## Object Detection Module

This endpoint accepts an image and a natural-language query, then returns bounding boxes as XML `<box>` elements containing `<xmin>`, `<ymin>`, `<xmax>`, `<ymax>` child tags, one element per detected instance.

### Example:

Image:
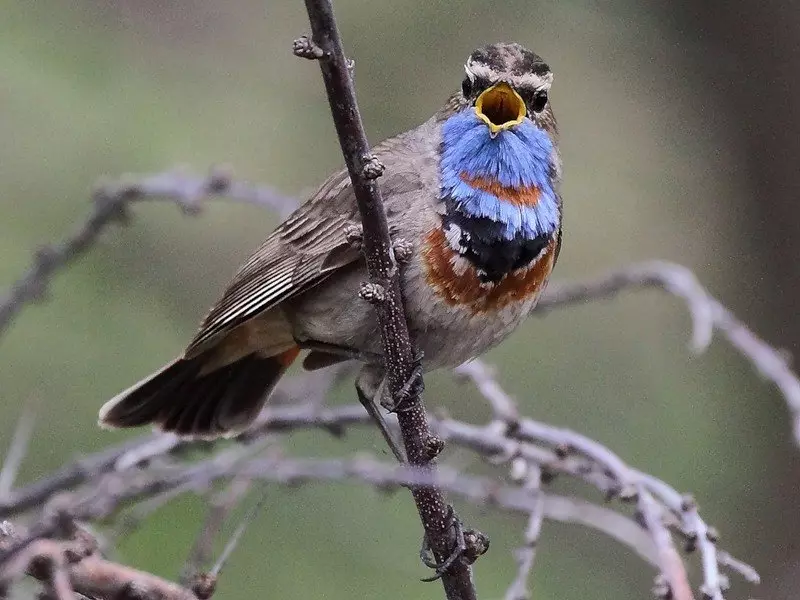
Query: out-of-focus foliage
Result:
<box><xmin>1</xmin><ymin>2</ymin><xmax>796</xmax><ymax>599</ymax></box>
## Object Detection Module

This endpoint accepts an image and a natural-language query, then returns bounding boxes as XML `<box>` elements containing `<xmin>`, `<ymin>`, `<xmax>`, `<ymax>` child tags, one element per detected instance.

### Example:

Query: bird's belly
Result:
<box><xmin>403</xmin><ymin>265</ymin><xmax>542</xmax><ymax>370</ymax></box>
<box><xmin>288</xmin><ymin>234</ymin><xmax>554</xmax><ymax>369</ymax></box>
<box><xmin>407</xmin><ymin>306</ymin><xmax>531</xmax><ymax>370</ymax></box>
<box><xmin>404</xmin><ymin>229</ymin><xmax>558</xmax><ymax>368</ymax></box>
<box><xmin>290</xmin><ymin>278</ymin><xmax>532</xmax><ymax>371</ymax></box>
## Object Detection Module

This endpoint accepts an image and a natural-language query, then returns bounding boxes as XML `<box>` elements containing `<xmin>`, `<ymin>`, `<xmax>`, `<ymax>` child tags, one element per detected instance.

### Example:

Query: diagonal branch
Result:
<box><xmin>294</xmin><ymin>2</ymin><xmax>479</xmax><ymax>598</ymax></box>
<box><xmin>538</xmin><ymin>260</ymin><xmax>800</xmax><ymax>446</ymax></box>
<box><xmin>455</xmin><ymin>359</ymin><xmax>746</xmax><ymax>599</ymax></box>
<box><xmin>0</xmin><ymin>167</ymin><xmax>296</xmax><ymax>339</ymax></box>
<box><xmin>503</xmin><ymin>464</ymin><xmax>544</xmax><ymax>600</ymax></box>
<box><xmin>0</xmin><ymin>401</ymin><xmax>37</xmax><ymax>502</ymax></box>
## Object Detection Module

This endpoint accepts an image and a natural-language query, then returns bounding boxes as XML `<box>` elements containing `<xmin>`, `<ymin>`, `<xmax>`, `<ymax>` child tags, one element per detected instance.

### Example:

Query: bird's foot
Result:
<box><xmin>419</xmin><ymin>506</ymin><xmax>466</xmax><ymax>582</ymax></box>
<box><xmin>296</xmin><ymin>339</ymin><xmax>382</xmax><ymax>364</ymax></box>
<box><xmin>380</xmin><ymin>349</ymin><xmax>425</xmax><ymax>413</ymax></box>
<box><xmin>355</xmin><ymin>379</ymin><xmax>406</xmax><ymax>463</ymax></box>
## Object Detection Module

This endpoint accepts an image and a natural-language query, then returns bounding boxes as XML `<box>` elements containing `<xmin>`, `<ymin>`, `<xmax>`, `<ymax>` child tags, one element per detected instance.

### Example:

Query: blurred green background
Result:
<box><xmin>2</xmin><ymin>1</ymin><xmax>799</xmax><ymax>598</ymax></box>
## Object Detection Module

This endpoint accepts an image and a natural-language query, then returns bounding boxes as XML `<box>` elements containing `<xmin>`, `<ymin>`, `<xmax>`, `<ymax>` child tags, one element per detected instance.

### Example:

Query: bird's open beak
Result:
<box><xmin>474</xmin><ymin>82</ymin><xmax>526</xmax><ymax>136</ymax></box>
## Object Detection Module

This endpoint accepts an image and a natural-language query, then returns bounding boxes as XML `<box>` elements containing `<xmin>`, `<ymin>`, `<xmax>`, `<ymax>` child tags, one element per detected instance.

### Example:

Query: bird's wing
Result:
<box><xmin>185</xmin><ymin>167</ymin><xmax>361</xmax><ymax>356</ymax></box>
<box><xmin>184</xmin><ymin>118</ymin><xmax>441</xmax><ymax>358</ymax></box>
<box><xmin>186</xmin><ymin>120</ymin><xmax>438</xmax><ymax>356</ymax></box>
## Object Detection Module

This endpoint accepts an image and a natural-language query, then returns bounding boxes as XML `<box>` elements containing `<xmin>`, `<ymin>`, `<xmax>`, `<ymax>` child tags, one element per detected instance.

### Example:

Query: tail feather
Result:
<box><xmin>99</xmin><ymin>348</ymin><xmax>299</xmax><ymax>439</ymax></box>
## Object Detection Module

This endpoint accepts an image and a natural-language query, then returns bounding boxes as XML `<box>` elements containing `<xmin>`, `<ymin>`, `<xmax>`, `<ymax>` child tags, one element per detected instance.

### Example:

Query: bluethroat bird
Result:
<box><xmin>100</xmin><ymin>42</ymin><xmax>562</xmax><ymax>446</ymax></box>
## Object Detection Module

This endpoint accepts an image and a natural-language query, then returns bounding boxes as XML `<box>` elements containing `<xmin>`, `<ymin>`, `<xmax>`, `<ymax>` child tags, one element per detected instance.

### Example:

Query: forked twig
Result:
<box><xmin>539</xmin><ymin>261</ymin><xmax>800</xmax><ymax>445</ymax></box>
<box><xmin>0</xmin><ymin>167</ymin><xmax>296</xmax><ymax>339</ymax></box>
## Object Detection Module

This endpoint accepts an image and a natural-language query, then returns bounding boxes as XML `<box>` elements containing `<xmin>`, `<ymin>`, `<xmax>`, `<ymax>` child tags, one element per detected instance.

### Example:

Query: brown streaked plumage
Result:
<box><xmin>99</xmin><ymin>42</ymin><xmax>562</xmax><ymax>440</ymax></box>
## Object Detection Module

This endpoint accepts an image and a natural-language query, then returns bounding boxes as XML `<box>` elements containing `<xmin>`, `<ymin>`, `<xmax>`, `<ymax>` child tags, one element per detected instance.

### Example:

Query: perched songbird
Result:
<box><xmin>99</xmin><ymin>42</ymin><xmax>563</xmax><ymax>441</ymax></box>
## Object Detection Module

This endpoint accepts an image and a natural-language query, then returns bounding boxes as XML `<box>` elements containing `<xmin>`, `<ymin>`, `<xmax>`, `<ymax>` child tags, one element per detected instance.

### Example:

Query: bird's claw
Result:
<box><xmin>381</xmin><ymin>349</ymin><xmax>425</xmax><ymax>413</ymax></box>
<box><xmin>419</xmin><ymin>506</ymin><xmax>466</xmax><ymax>582</ymax></box>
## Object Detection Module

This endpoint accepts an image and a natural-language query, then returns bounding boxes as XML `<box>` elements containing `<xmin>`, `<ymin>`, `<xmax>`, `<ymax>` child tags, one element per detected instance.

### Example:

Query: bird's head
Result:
<box><xmin>442</xmin><ymin>42</ymin><xmax>556</xmax><ymax>138</ymax></box>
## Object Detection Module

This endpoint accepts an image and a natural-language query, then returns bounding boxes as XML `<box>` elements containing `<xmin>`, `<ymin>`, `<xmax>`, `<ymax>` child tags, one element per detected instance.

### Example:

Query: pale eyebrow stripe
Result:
<box><xmin>512</xmin><ymin>72</ymin><xmax>553</xmax><ymax>90</ymax></box>
<box><xmin>465</xmin><ymin>62</ymin><xmax>553</xmax><ymax>91</ymax></box>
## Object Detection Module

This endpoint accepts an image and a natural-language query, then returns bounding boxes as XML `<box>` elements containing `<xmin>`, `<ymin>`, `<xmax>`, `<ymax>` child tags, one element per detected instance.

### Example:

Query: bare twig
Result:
<box><xmin>0</xmin><ymin>401</ymin><xmax>37</xmax><ymax>501</ymax></box>
<box><xmin>4</xmin><ymin>457</ymin><xmax>637</xmax><ymax>556</ymax></box>
<box><xmin>504</xmin><ymin>465</ymin><xmax>545</xmax><ymax>600</ymax></box>
<box><xmin>636</xmin><ymin>485</ymin><xmax>694</xmax><ymax>600</ymax></box>
<box><xmin>681</xmin><ymin>500</ymin><xmax>724</xmax><ymax>600</ymax></box>
<box><xmin>4</xmin><ymin>454</ymin><xmax>695</xmax><ymax>593</ymax></box>
<box><xmin>455</xmin><ymin>359</ymin><xmax>749</xmax><ymax>598</ymax></box>
<box><xmin>538</xmin><ymin>260</ymin><xmax>800</xmax><ymax>445</ymax></box>
<box><xmin>459</xmin><ymin>358</ymin><xmax>689</xmax><ymax>599</ymax></box>
<box><xmin>0</xmin><ymin>167</ymin><xmax>296</xmax><ymax>339</ymax></box>
<box><xmin>67</xmin><ymin>556</ymin><xmax>199</xmax><ymax>600</ymax></box>
<box><xmin>296</xmin><ymin>2</ymin><xmax>477</xmax><ymax>598</ymax></box>
<box><xmin>716</xmin><ymin>549</ymin><xmax>760</xmax><ymax>585</ymax></box>
<box><xmin>183</xmin><ymin>479</ymin><xmax>252</xmax><ymax>583</ymax></box>
<box><xmin>0</xmin><ymin>435</ymin><xmax>156</xmax><ymax>519</ymax></box>
<box><xmin>208</xmin><ymin>485</ymin><xmax>269</xmax><ymax>578</ymax></box>
<box><xmin>179</xmin><ymin>479</ymin><xmax>266</xmax><ymax>600</ymax></box>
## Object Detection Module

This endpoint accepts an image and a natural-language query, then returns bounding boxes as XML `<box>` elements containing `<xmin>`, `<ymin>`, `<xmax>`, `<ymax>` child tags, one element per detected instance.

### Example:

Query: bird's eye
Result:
<box><xmin>531</xmin><ymin>91</ymin><xmax>548</xmax><ymax>113</ymax></box>
<box><xmin>461</xmin><ymin>77</ymin><xmax>473</xmax><ymax>98</ymax></box>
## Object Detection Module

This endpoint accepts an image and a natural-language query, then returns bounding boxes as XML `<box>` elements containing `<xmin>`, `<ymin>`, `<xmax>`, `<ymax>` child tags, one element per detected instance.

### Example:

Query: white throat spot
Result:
<box><xmin>443</xmin><ymin>222</ymin><xmax>469</xmax><ymax>255</ymax></box>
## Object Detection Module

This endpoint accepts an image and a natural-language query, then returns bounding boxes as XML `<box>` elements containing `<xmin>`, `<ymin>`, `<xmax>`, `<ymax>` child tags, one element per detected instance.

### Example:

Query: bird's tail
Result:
<box><xmin>98</xmin><ymin>347</ymin><xmax>300</xmax><ymax>439</ymax></box>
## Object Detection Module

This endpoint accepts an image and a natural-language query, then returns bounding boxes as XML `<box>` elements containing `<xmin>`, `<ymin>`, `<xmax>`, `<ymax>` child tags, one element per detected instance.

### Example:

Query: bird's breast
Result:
<box><xmin>421</xmin><ymin>226</ymin><xmax>558</xmax><ymax>314</ymax></box>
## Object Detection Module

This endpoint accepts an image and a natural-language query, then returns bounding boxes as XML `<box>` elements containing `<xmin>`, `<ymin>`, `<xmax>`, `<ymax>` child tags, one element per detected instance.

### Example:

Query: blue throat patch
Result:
<box><xmin>440</xmin><ymin>109</ymin><xmax>559</xmax><ymax>241</ymax></box>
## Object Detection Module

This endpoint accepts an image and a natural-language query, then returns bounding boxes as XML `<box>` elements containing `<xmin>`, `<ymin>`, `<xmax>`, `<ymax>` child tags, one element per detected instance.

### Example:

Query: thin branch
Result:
<box><xmin>681</xmin><ymin>501</ymin><xmax>724</xmax><ymax>600</ymax></box>
<box><xmin>636</xmin><ymin>485</ymin><xmax>694</xmax><ymax>600</ymax></box>
<box><xmin>0</xmin><ymin>401</ymin><xmax>37</xmax><ymax>501</ymax></box>
<box><xmin>455</xmin><ymin>358</ymin><xmax>748</xmax><ymax>598</ymax></box>
<box><xmin>209</xmin><ymin>485</ymin><xmax>270</xmax><ymax>578</ymax></box>
<box><xmin>716</xmin><ymin>550</ymin><xmax>760</xmax><ymax>585</ymax></box>
<box><xmin>67</xmin><ymin>556</ymin><xmax>199</xmax><ymax>600</ymax></box>
<box><xmin>14</xmin><ymin>454</ymin><xmax>692</xmax><ymax>589</ymax></box>
<box><xmin>178</xmin><ymin>480</ymin><xmax>267</xmax><ymax>600</ymax></box>
<box><xmin>504</xmin><ymin>465</ymin><xmax>545</xmax><ymax>600</ymax></box>
<box><xmin>0</xmin><ymin>167</ymin><xmax>296</xmax><ymax>339</ymax></box>
<box><xmin>0</xmin><ymin>435</ymin><xmax>155</xmax><ymax>519</ymax></box>
<box><xmin>182</xmin><ymin>479</ymin><xmax>252</xmax><ymax>583</ymax></box>
<box><xmin>538</xmin><ymin>260</ymin><xmax>800</xmax><ymax>446</ymax></box>
<box><xmin>296</xmin><ymin>2</ymin><xmax>477</xmax><ymax>598</ymax></box>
